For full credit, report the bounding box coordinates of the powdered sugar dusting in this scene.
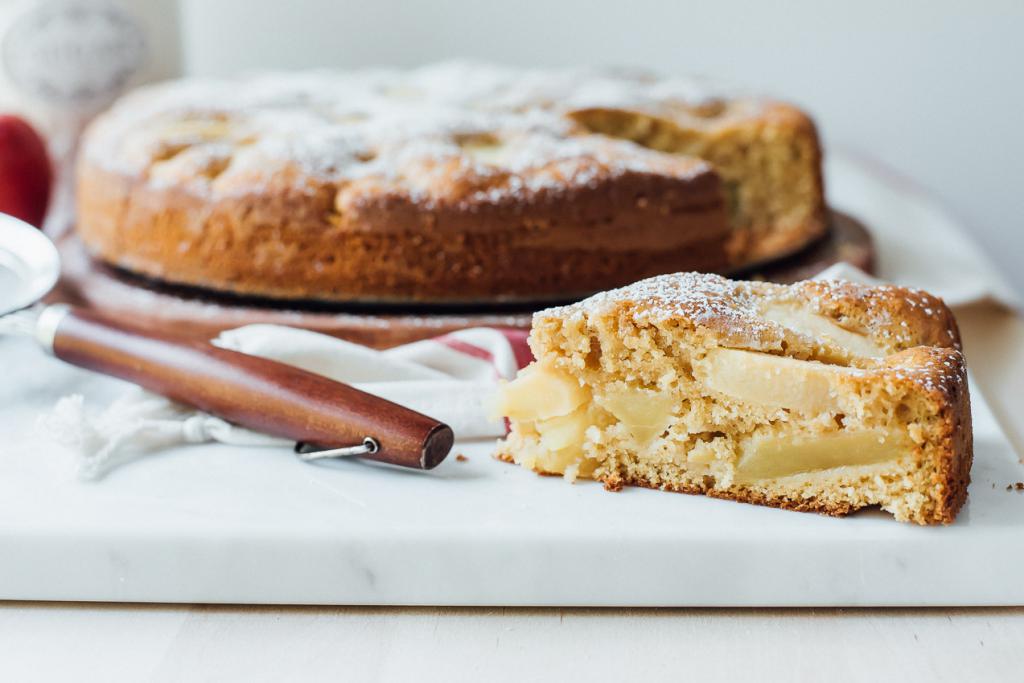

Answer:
[541,271,964,368]
[570,271,763,323]
[83,62,741,198]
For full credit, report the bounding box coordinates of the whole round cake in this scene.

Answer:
[75,63,826,304]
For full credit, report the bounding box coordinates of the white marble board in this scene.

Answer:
[1,336,1023,607]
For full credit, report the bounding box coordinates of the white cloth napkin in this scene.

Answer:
[826,153,1020,310]
[39,325,531,480]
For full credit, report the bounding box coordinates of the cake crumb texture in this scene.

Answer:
[495,272,972,525]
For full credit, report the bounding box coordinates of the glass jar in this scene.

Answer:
[0,0,182,232]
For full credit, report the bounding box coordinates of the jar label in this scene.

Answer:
[3,0,147,104]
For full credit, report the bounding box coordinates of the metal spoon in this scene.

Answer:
[0,214,452,469]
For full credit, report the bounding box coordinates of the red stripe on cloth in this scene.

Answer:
[494,327,534,369]
[436,336,495,365]
[435,330,530,436]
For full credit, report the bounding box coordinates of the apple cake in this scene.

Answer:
[75,63,825,304]
[494,272,972,524]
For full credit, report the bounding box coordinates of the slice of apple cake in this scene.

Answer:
[494,272,972,524]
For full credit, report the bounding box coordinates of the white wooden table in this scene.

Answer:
[1,305,1022,682]
[1,603,1023,682]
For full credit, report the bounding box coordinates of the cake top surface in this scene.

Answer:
[81,62,770,203]
[539,271,962,362]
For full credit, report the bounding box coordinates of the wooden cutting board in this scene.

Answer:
[53,210,873,348]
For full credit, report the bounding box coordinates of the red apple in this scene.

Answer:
[0,114,52,228]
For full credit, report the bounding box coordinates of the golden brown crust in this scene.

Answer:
[795,279,962,352]
[75,64,826,304]
[77,155,731,303]
[607,472,859,517]
[920,348,973,523]
[498,451,899,519]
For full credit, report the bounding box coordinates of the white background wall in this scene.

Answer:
[181,0,1024,295]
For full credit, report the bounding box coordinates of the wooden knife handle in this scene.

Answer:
[42,306,453,470]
